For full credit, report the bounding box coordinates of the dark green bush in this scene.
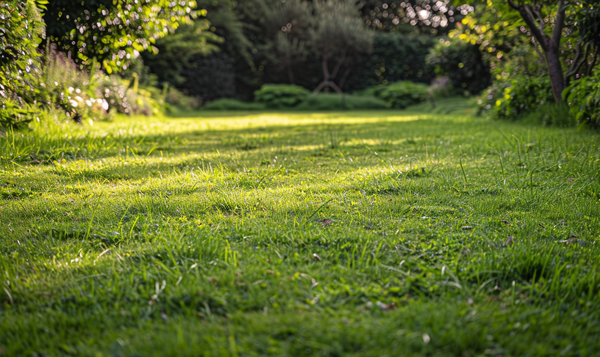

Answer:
[427,39,491,95]
[344,33,436,92]
[295,94,388,110]
[361,81,429,109]
[178,53,236,101]
[564,75,600,129]
[254,84,311,108]
[202,99,266,111]
[478,75,555,120]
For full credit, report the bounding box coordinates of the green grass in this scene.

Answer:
[1,99,599,356]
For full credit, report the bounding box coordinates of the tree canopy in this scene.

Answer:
[44,0,199,73]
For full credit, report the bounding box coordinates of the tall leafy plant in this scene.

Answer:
[0,0,45,128]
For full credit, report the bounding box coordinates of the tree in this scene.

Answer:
[456,0,600,103]
[142,19,222,86]
[43,0,199,73]
[264,0,314,84]
[504,0,569,102]
[311,0,374,94]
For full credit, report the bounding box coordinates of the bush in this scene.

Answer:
[0,0,44,100]
[0,98,35,129]
[426,39,491,95]
[429,77,454,99]
[295,94,388,110]
[178,52,236,101]
[478,75,554,120]
[163,86,203,111]
[344,33,436,92]
[202,99,266,111]
[564,75,600,130]
[361,81,429,109]
[254,84,310,108]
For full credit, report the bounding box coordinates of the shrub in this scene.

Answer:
[344,33,436,92]
[429,77,454,98]
[254,84,310,108]
[163,86,203,111]
[426,39,491,95]
[178,52,236,101]
[202,99,266,111]
[361,81,429,109]
[0,0,44,101]
[295,93,388,110]
[478,75,554,120]
[564,75,600,130]
[0,98,35,129]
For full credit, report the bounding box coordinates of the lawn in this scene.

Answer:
[1,99,600,356]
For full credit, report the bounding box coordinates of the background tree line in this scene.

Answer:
[1,0,599,129]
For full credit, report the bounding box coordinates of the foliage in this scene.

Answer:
[0,0,44,107]
[43,0,199,73]
[177,52,236,101]
[141,20,222,86]
[311,0,374,93]
[360,0,470,34]
[429,77,454,98]
[453,0,600,103]
[295,93,388,110]
[264,0,315,85]
[254,84,311,108]
[0,98,35,129]
[202,99,266,111]
[362,81,429,108]
[163,86,203,111]
[426,38,491,95]
[478,75,554,121]
[39,47,110,122]
[564,75,600,130]
[345,33,436,92]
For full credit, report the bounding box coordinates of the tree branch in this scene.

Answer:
[330,48,347,79]
[552,0,566,46]
[510,1,547,47]
[586,46,599,77]
[532,37,545,62]
[530,4,544,33]
[566,41,587,83]
[507,0,519,10]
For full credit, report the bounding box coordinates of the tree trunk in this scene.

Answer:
[544,41,565,103]
[313,54,343,94]
[508,0,567,103]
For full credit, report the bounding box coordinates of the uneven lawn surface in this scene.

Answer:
[1,100,600,356]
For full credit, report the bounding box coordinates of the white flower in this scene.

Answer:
[75,96,83,102]
[86,100,92,107]
[68,87,74,93]
[90,98,96,103]
[89,119,94,126]
[69,99,78,107]
[75,88,81,94]
[101,100,109,111]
